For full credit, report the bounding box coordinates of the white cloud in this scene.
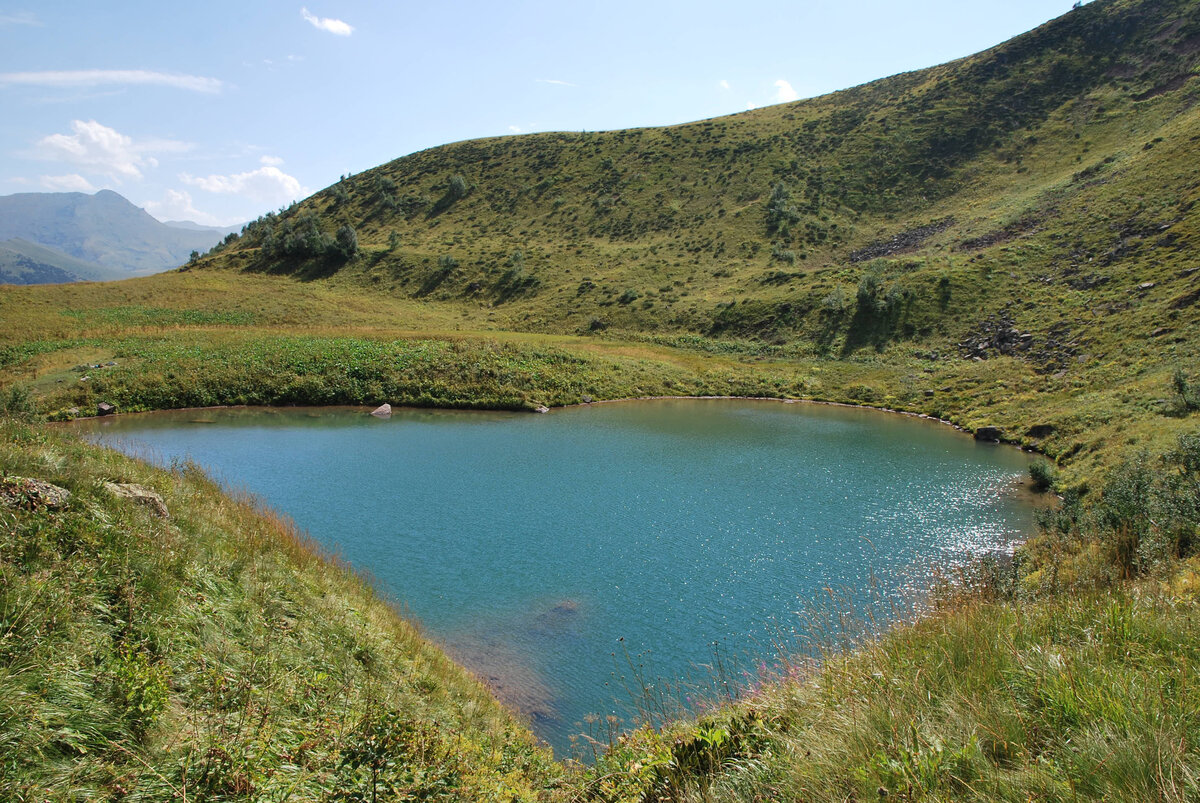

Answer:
[32,120,191,181]
[718,79,731,91]
[0,69,222,93]
[181,165,308,205]
[143,188,230,227]
[301,7,353,36]
[507,125,523,134]
[40,173,97,192]
[774,79,799,103]
[259,155,285,166]
[536,78,576,87]
[0,11,39,25]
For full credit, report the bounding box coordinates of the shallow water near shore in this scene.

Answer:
[76,399,1033,757]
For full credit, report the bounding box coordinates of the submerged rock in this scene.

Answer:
[533,405,550,414]
[104,482,169,518]
[1,477,71,510]
[371,403,392,418]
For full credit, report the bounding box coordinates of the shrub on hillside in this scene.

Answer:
[766,182,801,237]
[1172,368,1200,413]
[1029,459,1058,492]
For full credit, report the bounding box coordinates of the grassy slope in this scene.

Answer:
[5,0,1193,476]
[1,0,1200,800]
[0,414,559,800]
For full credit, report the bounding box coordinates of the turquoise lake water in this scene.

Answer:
[77,399,1033,757]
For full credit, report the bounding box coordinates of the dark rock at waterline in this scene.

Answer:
[533,405,550,414]
[97,401,116,416]
[974,426,1002,442]
[371,403,392,418]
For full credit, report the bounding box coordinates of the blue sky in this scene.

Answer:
[1,1,1088,227]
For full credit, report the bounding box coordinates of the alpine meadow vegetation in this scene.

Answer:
[3,0,1200,799]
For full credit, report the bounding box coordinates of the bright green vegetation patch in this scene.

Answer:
[0,416,560,800]
[23,332,813,414]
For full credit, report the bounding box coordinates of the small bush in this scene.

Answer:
[766,182,801,237]
[0,385,38,422]
[1172,368,1200,412]
[334,224,359,262]
[771,244,797,265]
[1029,459,1057,492]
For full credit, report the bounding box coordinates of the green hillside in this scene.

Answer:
[2,0,1200,799]
[0,238,128,284]
[167,0,1199,472]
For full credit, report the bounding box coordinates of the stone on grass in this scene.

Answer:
[97,401,117,416]
[0,477,71,510]
[104,482,169,518]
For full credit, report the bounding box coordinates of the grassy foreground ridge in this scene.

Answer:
[2,0,1200,798]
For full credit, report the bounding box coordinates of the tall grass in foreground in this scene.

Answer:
[0,416,560,801]
[580,575,1200,802]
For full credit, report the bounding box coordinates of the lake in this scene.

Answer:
[76,399,1033,757]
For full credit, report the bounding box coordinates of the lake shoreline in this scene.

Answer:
[64,393,1029,450]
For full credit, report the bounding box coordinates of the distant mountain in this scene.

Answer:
[0,190,232,282]
[0,238,128,285]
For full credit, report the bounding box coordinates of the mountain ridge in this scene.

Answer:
[0,189,230,282]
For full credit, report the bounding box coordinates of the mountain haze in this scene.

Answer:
[0,190,231,282]
[0,238,128,285]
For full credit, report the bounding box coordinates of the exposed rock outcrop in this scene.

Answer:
[104,482,169,517]
[1,476,71,510]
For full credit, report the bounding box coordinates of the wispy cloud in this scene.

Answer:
[32,120,191,181]
[259,155,285,166]
[717,79,731,91]
[181,165,308,205]
[536,78,576,87]
[0,11,40,26]
[301,7,353,36]
[774,79,799,103]
[0,70,223,94]
[40,174,97,193]
[507,125,523,134]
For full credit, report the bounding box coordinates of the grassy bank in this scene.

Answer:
[583,572,1200,801]
[0,411,560,801]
